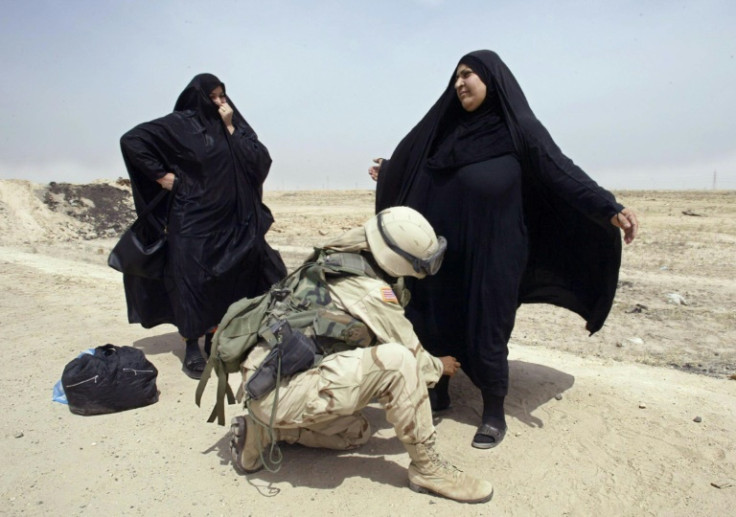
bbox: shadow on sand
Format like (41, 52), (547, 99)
(198, 359), (574, 493)
(434, 360), (575, 429)
(203, 405), (407, 495)
(134, 331), (187, 361)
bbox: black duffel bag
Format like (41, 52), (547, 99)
(61, 344), (159, 415)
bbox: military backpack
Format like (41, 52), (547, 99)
(195, 250), (382, 425)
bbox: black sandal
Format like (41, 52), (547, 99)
(471, 423), (507, 449)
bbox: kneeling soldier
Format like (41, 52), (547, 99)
(229, 206), (493, 504)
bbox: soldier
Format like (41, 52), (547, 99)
(229, 206), (494, 504)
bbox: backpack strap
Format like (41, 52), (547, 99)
(194, 262), (312, 425)
(194, 356), (236, 426)
(319, 251), (380, 279)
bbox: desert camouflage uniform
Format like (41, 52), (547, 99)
(242, 273), (443, 450)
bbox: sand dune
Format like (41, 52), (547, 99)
(1, 180), (734, 515)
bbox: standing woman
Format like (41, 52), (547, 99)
(371, 50), (637, 449)
(120, 73), (286, 379)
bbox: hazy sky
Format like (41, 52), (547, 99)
(1, 0), (734, 190)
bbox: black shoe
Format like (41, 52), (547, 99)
(183, 354), (206, 379)
(429, 376), (451, 411)
(184, 338), (206, 379)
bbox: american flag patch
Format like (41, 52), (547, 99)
(380, 287), (398, 303)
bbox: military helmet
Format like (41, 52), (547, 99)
(364, 206), (447, 279)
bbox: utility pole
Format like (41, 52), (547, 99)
(712, 170), (717, 190)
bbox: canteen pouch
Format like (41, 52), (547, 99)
(245, 321), (317, 400)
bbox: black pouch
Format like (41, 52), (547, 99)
(245, 321), (317, 400)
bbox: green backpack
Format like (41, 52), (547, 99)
(195, 251), (380, 425)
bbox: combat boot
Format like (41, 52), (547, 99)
(229, 414), (272, 474)
(404, 435), (493, 503)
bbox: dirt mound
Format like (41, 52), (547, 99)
(0, 179), (135, 244)
(43, 179), (135, 238)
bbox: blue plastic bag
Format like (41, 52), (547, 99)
(52, 348), (95, 404)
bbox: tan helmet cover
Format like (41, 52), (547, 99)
(364, 206), (442, 279)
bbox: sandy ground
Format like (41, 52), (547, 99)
(0, 180), (735, 516)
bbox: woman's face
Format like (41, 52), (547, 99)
(454, 64), (486, 112)
(208, 86), (228, 107)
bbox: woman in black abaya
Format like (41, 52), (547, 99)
(371, 51), (638, 449)
(120, 74), (286, 379)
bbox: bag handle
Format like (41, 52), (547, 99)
(137, 189), (168, 218)
(137, 178), (179, 229)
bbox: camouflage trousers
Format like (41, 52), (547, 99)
(244, 343), (435, 449)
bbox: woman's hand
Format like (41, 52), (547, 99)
(156, 172), (176, 191)
(368, 158), (384, 182)
(218, 102), (235, 134)
(610, 207), (639, 244)
(439, 356), (461, 377)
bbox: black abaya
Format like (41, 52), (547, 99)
(377, 51), (624, 397)
(405, 154), (526, 395)
(120, 74), (286, 338)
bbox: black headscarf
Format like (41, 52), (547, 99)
(376, 50), (624, 333)
(426, 57), (515, 171)
(174, 73), (255, 137)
